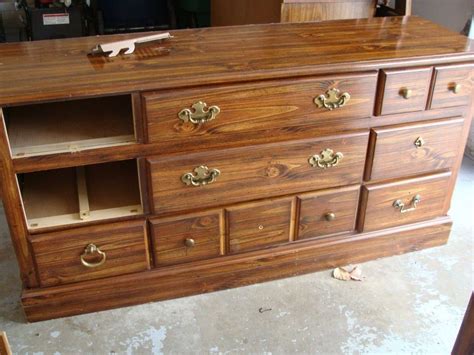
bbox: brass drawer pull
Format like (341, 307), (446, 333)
(309, 148), (343, 169)
(184, 238), (196, 248)
(182, 165), (221, 187)
(393, 194), (421, 213)
(414, 137), (425, 148)
(314, 88), (350, 110)
(80, 244), (106, 268)
(178, 101), (221, 125)
(400, 88), (413, 99)
(451, 83), (462, 94)
(325, 212), (336, 221)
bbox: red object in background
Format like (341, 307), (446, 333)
(39, 0), (55, 4)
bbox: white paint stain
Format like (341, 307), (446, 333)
(121, 326), (167, 355)
(50, 331), (61, 338)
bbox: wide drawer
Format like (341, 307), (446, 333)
(297, 185), (360, 240)
(367, 118), (464, 181)
(226, 197), (293, 254)
(150, 211), (223, 267)
(29, 220), (150, 287)
(147, 132), (369, 215)
(430, 64), (474, 110)
(359, 172), (451, 232)
(143, 73), (377, 152)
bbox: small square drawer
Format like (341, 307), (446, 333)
(430, 64), (474, 109)
(367, 118), (464, 181)
(359, 172), (451, 232)
(376, 68), (432, 116)
(297, 186), (359, 240)
(226, 197), (292, 254)
(29, 220), (150, 287)
(150, 211), (223, 267)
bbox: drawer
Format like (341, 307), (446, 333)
(226, 197), (292, 254)
(150, 211), (223, 267)
(367, 118), (465, 181)
(359, 172), (451, 232)
(143, 74), (377, 151)
(430, 64), (474, 109)
(148, 132), (369, 215)
(376, 68), (432, 116)
(29, 220), (149, 287)
(297, 185), (360, 240)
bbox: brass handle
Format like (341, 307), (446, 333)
(393, 194), (421, 213)
(400, 88), (413, 99)
(325, 212), (336, 221)
(309, 148), (343, 169)
(178, 101), (221, 125)
(184, 238), (196, 248)
(80, 244), (106, 268)
(414, 137), (425, 149)
(182, 165), (221, 187)
(452, 83), (462, 94)
(314, 88), (350, 110)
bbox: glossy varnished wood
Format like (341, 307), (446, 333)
(144, 73), (377, 150)
(150, 211), (223, 267)
(0, 17), (472, 106)
(366, 118), (465, 181)
(147, 132), (369, 215)
(430, 64), (474, 110)
(21, 218), (452, 321)
(29, 220), (150, 287)
(359, 172), (451, 232)
(297, 185), (359, 240)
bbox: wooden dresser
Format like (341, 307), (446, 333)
(0, 16), (472, 322)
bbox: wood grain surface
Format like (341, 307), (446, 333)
(430, 64), (474, 110)
(29, 220), (150, 287)
(0, 17), (472, 106)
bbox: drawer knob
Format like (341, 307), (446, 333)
(393, 194), (421, 213)
(182, 165), (221, 187)
(80, 244), (106, 268)
(325, 212), (336, 221)
(414, 137), (425, 149)
(314, 88), (350, 111)
(184, 238), (196, 248)
(400, 88), (413, 99)
(452, 83), (462, 94)
(178, 101), (221, 125)
(309, 148), (343, 169)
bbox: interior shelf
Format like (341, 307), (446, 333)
(19, 160), (143, 230)
(3, 95), (136, 158)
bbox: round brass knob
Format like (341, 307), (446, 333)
(184, 238), (196, 248)
(452, 83), (462, 94)
(325, 212), (336, 222)
(401, 88), (413, 99)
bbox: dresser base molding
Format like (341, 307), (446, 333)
(22, 217), (452, 322)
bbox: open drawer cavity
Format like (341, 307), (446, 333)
(2, 95), (137, 158)
(18, 160), (144, 231)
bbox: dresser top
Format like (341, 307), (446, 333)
(0, 16), (472, 106)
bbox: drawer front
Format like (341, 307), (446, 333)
(150, 211), (222, 267)
(226, 197), (292, 254)
(144, 74), (377, 151)
(367, 118), (465, 181)
(298, 185), (360, 240)
(29, 220), (149, 287)
(377, 68), (432, 116)
(430, 64), (474, 109)
(360, 172), (451, 232)
(148, 132), (369, 215)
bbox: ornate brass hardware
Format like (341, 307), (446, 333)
(182, 165), (221, 187)
(80, 244), (106, 268)
(393, 194), (421, 213)
(452, 83), (462, 94)
(184, 238), (196, 248)
(314, 88), (350, 110)
(414, 137), (425, 149)
(178, 101), (221, 125)
(325, 212), (336, 221)
(400, 88), (413, 99)
(309, 148), (343, 169)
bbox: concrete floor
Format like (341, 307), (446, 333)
(1, 158), (472, 354)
